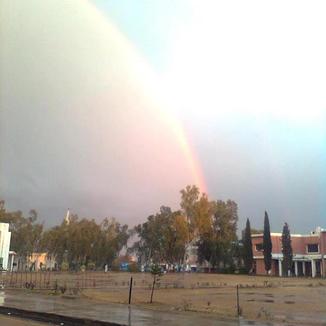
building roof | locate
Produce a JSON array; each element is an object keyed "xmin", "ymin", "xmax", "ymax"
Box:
[{"xmin": 251, "ymin": 226, "xmax": 325, "ymax": 238}]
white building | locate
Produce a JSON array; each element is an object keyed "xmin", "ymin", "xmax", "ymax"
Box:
[{"xmin": 0, "ymin": 223, "xmax": 11, "ymax": 270}]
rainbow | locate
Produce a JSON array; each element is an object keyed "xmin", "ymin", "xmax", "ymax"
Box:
[{"xmin": 84, "ymin": 0, "xmax": 207, "ymax": 194}]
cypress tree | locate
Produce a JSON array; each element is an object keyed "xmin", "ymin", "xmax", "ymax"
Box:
[
  {"xmin": 282, "ymin": 222, "xmax": 293, "ymax": 276},
  {"xmin": 263, "ymin": 211, "xmax": 272, "ymax": 274},
  {"xmin": 243, "ymin": 218, "xmax": 254, "ymax": 273}
]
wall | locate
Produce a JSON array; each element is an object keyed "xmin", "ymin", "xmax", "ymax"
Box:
[{"xmin": 0, "ymin": 223, "xmax": 11, "ymax": 270}]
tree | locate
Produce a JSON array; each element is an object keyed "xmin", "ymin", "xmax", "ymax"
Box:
[
  {"xmin": 163, "ymin": 212, "xmax": 189, "ymax": 264},
  {"xmin": 263, "ymin": 211, "xmax": 272, "ymax": 274},
  {"xmin": 197, "ymin": 199, "xmax": 239, "ymax": 270},
  {"xmin": 242, "ymin": 218, "xmax": 253, "ymax": 273},
  {"xmin": 282, "ymin": 222, "xmax": 293, "ymax": 276},
  {"xmin": 149, "ymin": 263, "xmax": 163, "ymax": 303},
  {"xmin": 213, "ymin": 200, "xmax": 238, "ymax": 268},
  {"xmin": 130, "ymin": 207, "xmax": 189, "ymax": 266},
  {"xmin": 41, "ymin": 215, "xmax": 129, "ymax": 270},
  {"xmin": 180, "ymin": 185, "xmax": 200, "ymax": 225},
  {"xmin": 180, "ymin": 186, "xmax": 217, "ymax": 264},
  {"xmin": 0, "ymin": 201, "xmax": 43, "ymax": 268}
]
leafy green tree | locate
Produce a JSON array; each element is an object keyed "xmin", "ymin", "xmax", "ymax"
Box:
[
  {"xmin": 263, "ymin": 211, "xmax": 272, "ymax": 274},
  {"xmin": 242, "ymin": 218, "xmax": 253, "ymax": 273},
  {"xmin": 96, "ymin": 217, "xmax": 129, "ymax": 268},
  {"xmin": 197, "ymin": 199, "xmax": 239, "ymax": 270},
  {"xmin": 0, "ymin": 200, "xmax": 43, "ymax": 268},
  {"xmin": 41, "ymin": 215, "xmax": 129, "ymax": 270},
  {"xmin": 180, "ymin": 185, "xmax": 200, "ymax": 225},
  {"xmin": 150, "ymin": 263, "xmax": 163, "ymax": 303},
  {"xmin": 180, "ymin": 186, "xmax": 216, "ymax": 265},
  {"xmin": 213, "ymin": 200, "xmax": 238, "ymax": 267},
  {"xmin": 282, "ymin": 222, "xmax": 293, "ymax": 276},
  {"xmin": 197, "ymin": 233, "xmax": 219, "ymax": 269},
  {"xmin": 130, "ymin": 206, "xmax": 188, "ymax": 266}
]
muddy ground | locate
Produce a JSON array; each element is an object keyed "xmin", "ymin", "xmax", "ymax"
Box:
[{"xmin": 2, "ymin": 272, "xmax": 326, "ymax": 325}]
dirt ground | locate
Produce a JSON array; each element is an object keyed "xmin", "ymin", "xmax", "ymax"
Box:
[
  {"xmin": 3, "ymin": 271, "xmax": 326, "ymax": 325},
  {"xmin": 80, "ymin": 272, "xmax": 326, "ymax": 325}
]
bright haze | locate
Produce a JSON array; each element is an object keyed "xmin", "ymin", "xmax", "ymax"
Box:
[{"xmin": 1, "ymin": 0, "xmax": 325, "ymax": 232}]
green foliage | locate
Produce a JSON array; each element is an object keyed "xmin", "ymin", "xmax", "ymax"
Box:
[
  {"xmin": 41, "ymin": 216, "xmax": 129, "ymax": 269},
  {"xmin": 197, "ymin": 199, "xmax": 239, "ymax": 269},
  {"xmin": 282, "ymin": 222, "xmax": 293, "ymax": 276},
  {"xmin": 243, "ymin": 218, "xmax": 254, "ymax": 273},
  {"xmin": 149, "ymin": 263, "xmax": 163, "ymax": 304},
  {"xmin": 263, "ymin": 211, "xmax": 272, "ymax": 273},
  {"xmin": 87, "ymin": 261, "xmax": 96, "ymax": 271},
  {"xmin": 111, "ymin": 259, "xmax": 120, "ymax": 271},
  {"xmin": 61, "ymin": 261, "xmax": 69, "ymax": 271},
  {"xmin": 180, "ymin": 185, "xmax": 200, "ymax": 235},
  {"xmin": 131, "ymin": 186, "xmax": 239, "ymax": 271},
  {"xmin": 128, "ymin": 262, "xmax": 138, "ymax": 273},
  {"xmin": 130, "ymin": 206, "xmax": 189, "ymax": 265},
  {"xmin": 0, "ymin": 202, "xmax": 129, "ymax": 271},
  {"xmin": 150, "ymin": 263, "xmax": 162, "ymax": 276},
  {"xmin": 0, "ymin": 200, "xmax": 43, "ymax": 259},
  {"xmin": 1, "ymin": 185, "xmax": 241, "ymax": 274}
]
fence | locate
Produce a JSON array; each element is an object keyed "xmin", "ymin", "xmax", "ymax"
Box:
[
  {"xmin": 0, "ymin": 271, "xmax": 122, "ymax": 290},
  {"xmin": 0, "ymin": 271, "xmax": 325, "ymax": 322}
]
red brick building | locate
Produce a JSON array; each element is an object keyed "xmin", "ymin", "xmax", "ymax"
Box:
[{"xmin": 252, "ymin": 227, "xmax": 326, "ymax": 277}]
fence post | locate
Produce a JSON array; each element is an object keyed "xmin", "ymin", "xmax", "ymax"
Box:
[
  {"xmin": 128, "ymin": 277, "xmax": 133, "ymax": 305},
  {"xmin": 150, "ymin": 275, "xmax": 156, "ymax": 304},
  {"xmin": 236, "ymin": 284, "xmax": 240, "ymax": 317}
]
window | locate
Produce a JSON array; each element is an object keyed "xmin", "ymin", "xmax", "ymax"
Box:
[
  {"xmin": 255, "ymin": 243, "xmax": 263, "ymax": 251},
  {"xmin": 307, "ymin": 244, "xmax": 319, "ymax": 253}
]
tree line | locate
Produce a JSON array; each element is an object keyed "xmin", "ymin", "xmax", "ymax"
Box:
[
  {"xmin": 0, "ymin": 186, "xmax": 294, "ymax": 274},
  {"xmin": 0, "ymin": 200, "xmax": 128, "ymax": 270},
  {"xmin": 243, "ymin": 212, "xmax": 293, "ymax": 276}
]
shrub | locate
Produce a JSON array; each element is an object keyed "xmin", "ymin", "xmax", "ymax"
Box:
[
  {"xmin": 87, "ymin": 261, "xmax": 95, "ymax": 271},
  {"xmin": 61, "ymin": 261, "xmax": 69, "ymax": 271},
  {"xmin": 129, "ymin": 262, "xmax": 138, "ymax": 273}
]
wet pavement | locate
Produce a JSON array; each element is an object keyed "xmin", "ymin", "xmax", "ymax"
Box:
[
  {"xmin": 0, "ymin": 315, "xmax": 46, "ymax": 326},
  {"xmin": 0, "ymin": 290, "xmax": 273, "ymax": 326}
]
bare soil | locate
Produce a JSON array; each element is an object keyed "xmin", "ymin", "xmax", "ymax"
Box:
[
  {"xmin": 3, "ymin": 271, "xmax": 326, "ymax": 325},
  {"xmin": 80, "ymin": 272, "xmax": 326, "ymax": 325}
]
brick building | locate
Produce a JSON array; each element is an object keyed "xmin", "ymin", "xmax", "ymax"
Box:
[{"xmin": 252, "ymin": 227, "xmax": 326, "ymax": 277}]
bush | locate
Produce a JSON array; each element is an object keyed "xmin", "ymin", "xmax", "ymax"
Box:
[
  {"xmin": 237, "ymin": 267, "xmax": 248, "ymax": 275},
  {"xmin": 61, "ymin": 261, "xmax": 69, "ymax": 271},
  {"xmin": 111, "ymin": 260, "xmax": 120, "ymax": 271},
  {"xmin": 87, "ymin": 261, "xmax": 96, "ymax": 271},
  {"xmin": 129, "ymin": 262, "xmax": 138, "ymax": 273},
  {"xmin": 219, "ymin": 266, "xmax": 236, "ymax": 274}
]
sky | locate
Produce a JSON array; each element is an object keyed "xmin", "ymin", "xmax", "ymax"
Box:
[{"xmin": 1, "ymin": 0, "xmax": 325, "ymax": 233}]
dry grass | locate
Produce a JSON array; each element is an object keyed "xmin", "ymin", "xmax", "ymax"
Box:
[
  {"xmin": 80, "ymin": 272, "xmax": 326, "ymax": 324},
  {"xmin": 3, "ymin": 272, "xmax": 326, "ymax": 324}
]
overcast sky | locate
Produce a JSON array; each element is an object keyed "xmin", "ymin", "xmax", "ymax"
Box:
[{"xmin": 1, "ymin": 0, "xmax": 325, "ymax": 233}]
